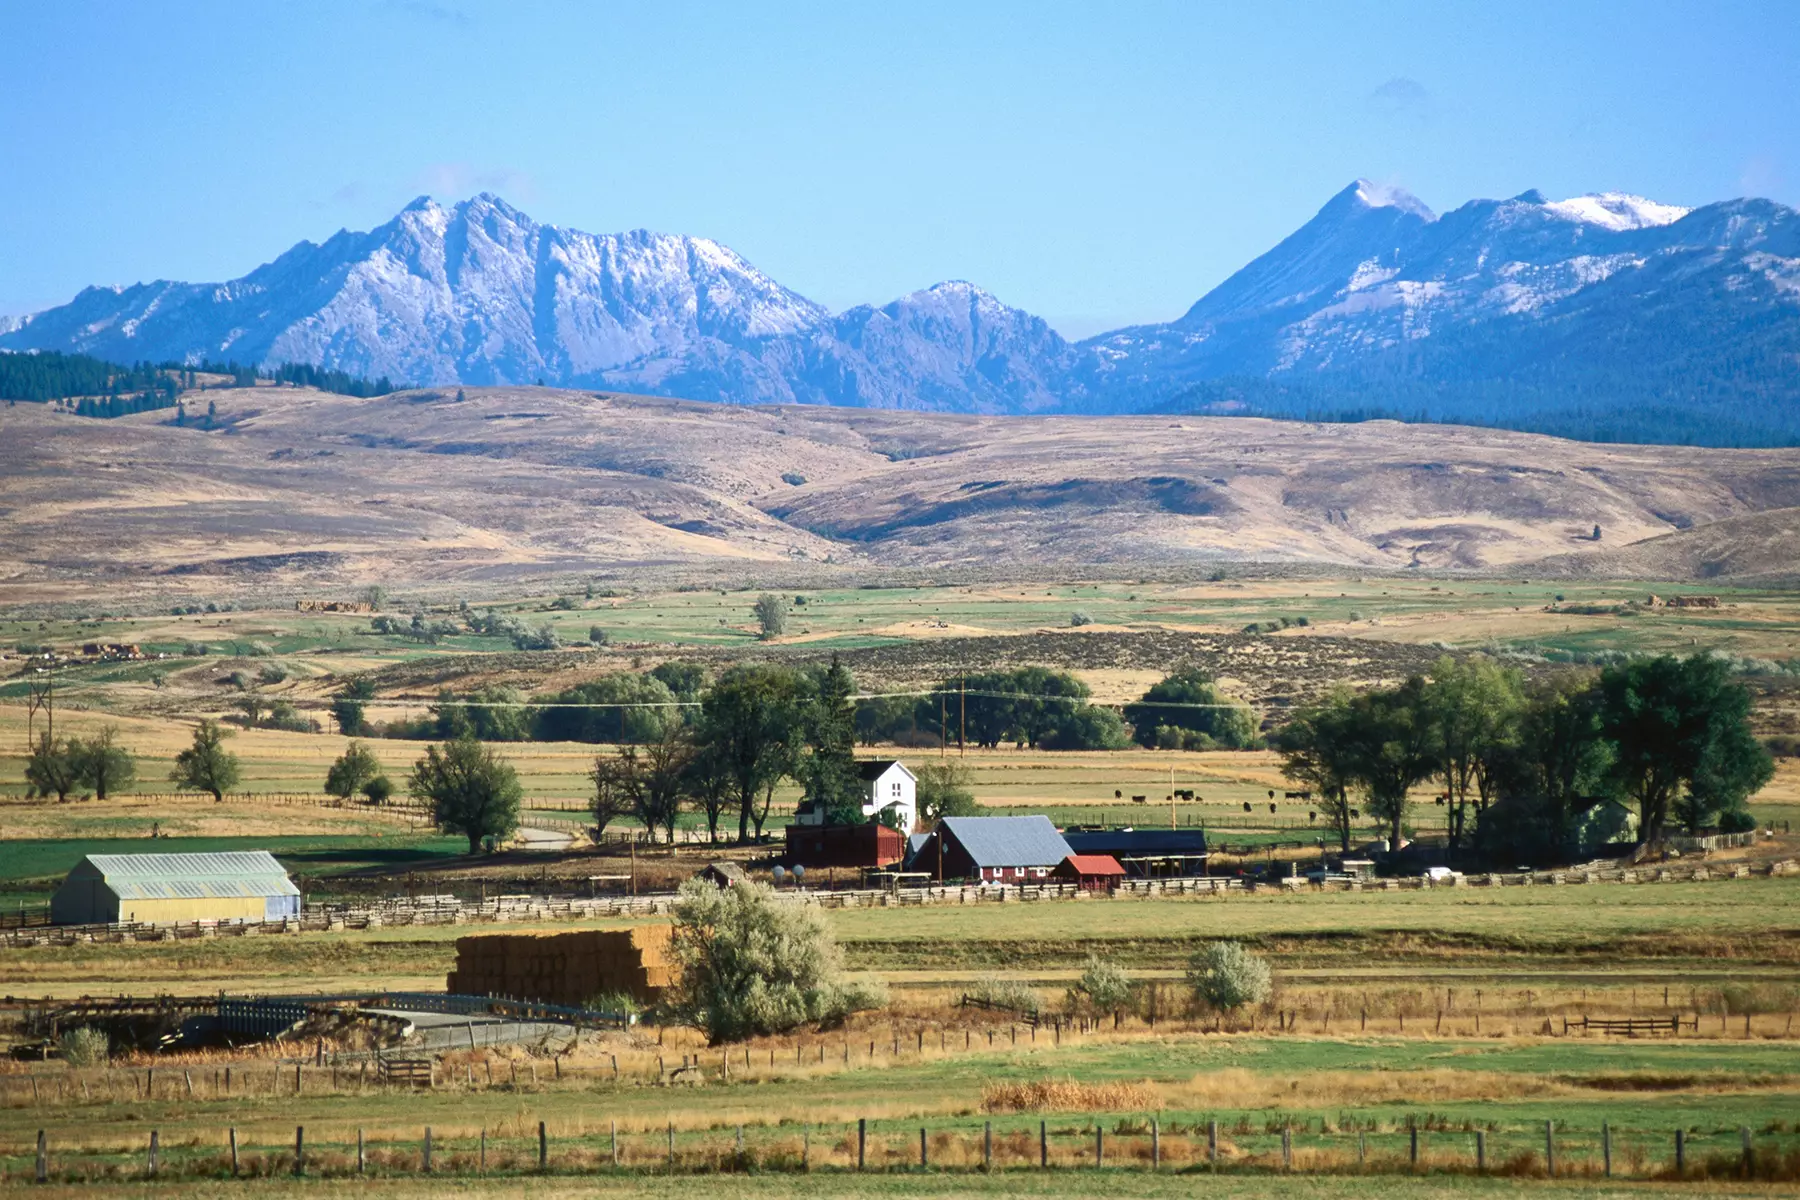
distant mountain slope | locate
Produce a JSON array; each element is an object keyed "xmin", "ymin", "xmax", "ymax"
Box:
[{"xmin": 4, "ymin": 183, "xmax": 1797, "ymax": 440}]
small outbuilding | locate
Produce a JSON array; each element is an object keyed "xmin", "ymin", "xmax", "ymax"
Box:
[
  {"xmin": 1052, "ymin": 853, "xmax": 1126, "ymax": 892},
  {"xmin": 693, "ymin": 861, "xmax": 749, "ymax": 889},
  {"xmin": 50, "ymin": 851, "xmax": 300, "ymax": 926}
]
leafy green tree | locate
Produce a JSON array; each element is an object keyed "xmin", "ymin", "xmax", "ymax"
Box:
[
  {"xmin": 853, "ymin": 694, "xmax": 922, "ymax": 746},
  {"xmin": 1041, "ymin": 703, "xmax": 1133, "ymax": 750},
  {"xmin": 797, "ymin": 657, "xmax": 864, "ymax": 825},
  {"xmin": 25, "ymin": 735, "xmax": 83, "ymax": 802},
  {"xmin": 753, "ymin": 593, "xmax": 787, "ymax": 640},
  {"xmin": 408, "ymin": 735, "xmax": 522, "ymax": 854},
  {"xmin": 1342, "ymin": 677, "xmax": 1437, "ymax": 846},
  {"xmin": 325, "ymin": 740, "xmax": 382, "ymax": 799},
  {"xmin": 698, "ymin": 665, "xmax": 805, "ymax": 841},
  {"xmin": 331, "ymin": 677, "xmax": 377, "ymax": 736},
  {"xmin": 1124, "ymin": 669, "xmax": 1259, "ymax": 749},
  {"xmin": 1599, "ymin": 654, "xmax": 1774, "ymax": 840},
  {"xmin": 922, "ymin": 671, "xmax": 1015, "ymax": 749},
  {"xmin": 362, "ymin": 774, "xmax": 394, "ymax": 805},
  {"xmin": 1186, "ymin": 941, "xmax": 1272, "ymax": 1012},
  {"xmin": 1008, "ymin": 666, "xmax": 1090, "ymax": 749},
  {"xmin": 1276, "ymin": 689, "xmax": 1361, "ymax": 852},
  {"xmin": 915, "ymin": 760, "xmax": 981, "ymax": 823},
  {"xmin": 533, "ymin": 674, "xmax": 681, "ymax": 744},
  {"xmin": 430, "ymin": 687, "xmax": 530, "ymax": 742},
  {"xmin": 1422, "ymin": 656, "xmax": 1526, "ymax": 847},
  {"xmin": 1479, "ymin": 671, "xmax": 1615, "ymax": 856},
  {"xmin": 667, "ymin": 879, "xmax": 885, "ymax": 1043},
  {"xmin": 72, "ymin": 727, "xmax": 135, "ymax": 800},
  {"xmin": 649, "ymin": 661, "xmax": 706, "ymax": 700},
  {"xmin": 170, "ymin": 719, "xmax": 241, "ymax": 802}
]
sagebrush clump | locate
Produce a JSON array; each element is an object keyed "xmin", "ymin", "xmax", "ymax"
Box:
[{"xmin": 1187, "ymin": 941, "xmax": 1272, "ymax": 1011}]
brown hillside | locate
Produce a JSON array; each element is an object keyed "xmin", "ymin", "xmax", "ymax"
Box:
[{"xmin": 4, "ymin": 385, "xmax": 1799, "ymax": 600}]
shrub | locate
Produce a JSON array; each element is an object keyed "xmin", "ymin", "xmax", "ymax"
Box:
[
  {"xmin": 585, "ymin": 990, "xmax": 642, "ymax": 1019},
  {"xmin": 1186, "ymin": 941, "xmax": 1272, "ymax": 1011},
  {"xmin": 58, "ymin": 1026, "xmax": 109, "ymax": 1066},
  {"xmin": 362, "ymin": 774, "xmax": 394, "ymax": 805},
  {"xmin": 667, "ymin": 879, "xmax": 883, "ymax": 1042},
  {"xmin": 970, "ymin": 975, "xmax": 1041, "ymax": 1014},
  {"xmin": 549, "ymin": 595, "xmax": 578, "ymax": 611},
  {"xmin": 588, "ymin": 626, "xmax": 609, "ymax": 646},
  {"xmin": 511, "ymin": 622, "xmax": 562, "ymax": 651},
  {"xmin": 781, "ymin": 471, "xmax": 806, "ymax": 486},
  {"xmin": 257, "ymin": 663, "xmax": 289, "ymax": 685},
  {"xmin": 1069, "ymin": 610, "xmax": 1094, "ymax": 627},
  {"xmin": 246, "ymin": 640, "xmax": 276, "ymax": 657},
  {"xmin": 1069, "ymin": 955, "xmax": 1133, "ymax": 1014},
  {"xmin": 181, "ymin": 641, "xmax": 210, "ymax": 657},
  {"xmin": 1718, "ymin": 808, "xmax": 1757, "ymax": 833}
]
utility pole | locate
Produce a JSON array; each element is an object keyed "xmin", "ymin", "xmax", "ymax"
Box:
[
  {"xmin": 959, "ymin": 675, "xmax": 966, "ymax": 757},
  {"xmin": 939, "ymin": 692, "xmax": 946, "ymax": 760}
]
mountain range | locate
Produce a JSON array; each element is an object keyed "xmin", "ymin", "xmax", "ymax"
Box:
[{"xmin": 5, "ymin": 182, "xmax": 1798, "ymax": 444}]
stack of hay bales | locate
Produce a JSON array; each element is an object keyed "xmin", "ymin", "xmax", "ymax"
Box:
[{"xmin": 447, "ymin": 926, "xmax": 674, "ymax": 1007}]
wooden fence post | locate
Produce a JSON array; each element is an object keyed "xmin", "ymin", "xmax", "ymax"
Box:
[
  {"xmin": 920, "ymin": 1127, "xmax": 928, "ymax": 1168},
  {"xmin": 357, "ymin": 1129, "xmax": 365, "ymax": 1174},
  {"xmin": 1095, "ymin": 1126, "xmax": 1103, "ymax": 1168},
  {"xmin": 858, "ymin": 1118, "xmax": 867, "ymax": 1171},
  {"xmin": 423, "ymin": 1127, "xmax": 432, "ymax": 1173},
  {"xmin": 611, "ymin": 1120, "xmax": 618, "ymax": 1166},
  {"xmin": 803, "ymin": 1127, "xmax": 810, "ymax": 1172},
  {"xmin": 480, "ymin": 1129, "xmax": 487, "ymax": 1172},
  {"xmin": 295, "ymin": 1126, "xmax": 305, "ymax": 1177},
  {"xmin": 1544, "ymin": 1120, "xmax": 1555, "ymax": 1176},
  {"xmin": 984, "ymin": 1121, "xmax": 992, "ymax": 1171},
  {"xmin": 35, "ymin": 1131, "xmax": 46, "ymax": 1184},
  {"xmin": 1742, "ymin": 1125, "xmax": 1754, "ymax": 1175},
  {"xmin": 1208, "ymin": 1120, "xmax": 1218, "ymax": 1169},
  {"xmin": 667, "ymin": 1122, "xmax": 675, "ymax": 1169},
  {"xmin": 539, "ymin": 1120, "xmax": 548, "ymax": 1171},
  {"xmin": 1283, "ymin": 1125, "xmax": 1293, "ymax": 1170},
  {"xmin": 148, "ymin": 1130, "xmax": 159, "ymax": 1178},
  {"xmin": 1602, "ymin": 1123, "xmax": 1611, "ymax": 1177},
  {"xmin": 1152, "ymin": 1118, "xmax": 1159, "ymax": 1168},
  {"xmin": 1675, "ymin": 1128, "xmax": 1686, "ymax": 1174}
]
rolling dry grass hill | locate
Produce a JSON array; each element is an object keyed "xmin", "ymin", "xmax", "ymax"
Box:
[{"xmin": 4, "ymin": 384, "xmax": 1800, "ymax": 603}]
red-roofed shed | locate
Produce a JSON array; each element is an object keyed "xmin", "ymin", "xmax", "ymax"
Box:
[{"xmin": 1053, "ymin": 854, "xmax": 1126, "ymax": 892}]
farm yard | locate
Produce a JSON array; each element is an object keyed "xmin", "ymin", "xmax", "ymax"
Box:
[{"xmin": 3, "ymin": 574, "xmax": 1799, "ymax": 1195}]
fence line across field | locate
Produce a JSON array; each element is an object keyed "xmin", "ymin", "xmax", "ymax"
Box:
[
  {"xmin": 5, "ymin": 857, "xmax": 1795, "ymax": 943},
  {"xmin": 14, "ymin": 1113, "xmax": 1794, "ymax": 1182}
]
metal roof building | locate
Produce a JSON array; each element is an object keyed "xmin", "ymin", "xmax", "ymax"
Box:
[
  {"xmin": 50, "ymin": 851, "xmax": 301, "ymax": 926},
  {"xmin": 914, "ymin": 816, "xmax": 1074, "ymax": 883}
]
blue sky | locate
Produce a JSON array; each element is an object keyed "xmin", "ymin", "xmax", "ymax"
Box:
[{"xmin": 3, "ymin": 1, "xmax": 1796, "ymax": 337}]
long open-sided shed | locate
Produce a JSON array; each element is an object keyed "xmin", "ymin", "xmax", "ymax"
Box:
[{"xmin": 50, "ymin": 851, "xmax": 301, "ymax": 926}]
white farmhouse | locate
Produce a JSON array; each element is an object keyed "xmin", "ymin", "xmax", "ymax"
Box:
[{"xmin": 792, "ymin": 759, "xmax": 918, "ymax": 831}]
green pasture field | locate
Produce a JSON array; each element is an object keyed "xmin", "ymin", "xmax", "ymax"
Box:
[
  {"xmin": 7, "ymin": 876, "xmax": 1798, "ymax": 999},
  {"xmin": 4, "ymin": 1036, "xmax": 1798, "ymax": 1193}
]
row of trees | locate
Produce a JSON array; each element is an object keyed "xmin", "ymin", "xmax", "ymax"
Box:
[
  {"xmin": 25, "ymin": 721, "xmax": 243, "ymax": 803},
  {"xmin": 1278, "ymin": 653, "xmax": 1773, "ymax": 858}
]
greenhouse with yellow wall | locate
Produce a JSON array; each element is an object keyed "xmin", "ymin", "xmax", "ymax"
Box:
[{"xmin": 50, "ymin": 851, "xmax": 301, "ymax": 925}]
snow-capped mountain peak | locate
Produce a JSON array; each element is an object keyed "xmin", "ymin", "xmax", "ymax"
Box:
[
  {"xmin": 1542, "ymin": 191, "xmax": 1691, "ymax": 232},
  {"xmin": 1351, "ymin": 178, "xmax": 1437, "ymax": 221}
]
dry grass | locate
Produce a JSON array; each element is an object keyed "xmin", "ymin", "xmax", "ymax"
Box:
[{"xmin": 983, "ymin": 1079, "xmax": 1159, "ymax": 1112}]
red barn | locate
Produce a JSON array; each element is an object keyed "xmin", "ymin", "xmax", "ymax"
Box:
[{"xmin": 783, "ymin": 822, "xmax": 905, "ymax": 869}]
